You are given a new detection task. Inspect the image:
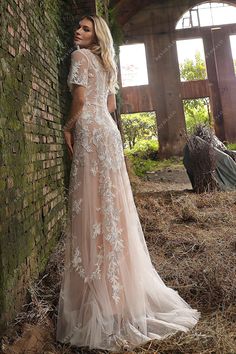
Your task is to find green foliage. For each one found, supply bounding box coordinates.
[122,112,159,177]
[227,143,236,150]
[180,51,211,131]
[183,98,211,133]
[121,112,157,149]
[96,0,107,17]
[126,155,183,177]
[108,6,124,57]
[127,157,160,177]
[124,137,182,177]
[124,139,158,160]
[180,51,207,81]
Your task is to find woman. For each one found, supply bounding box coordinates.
[56,15,200,352]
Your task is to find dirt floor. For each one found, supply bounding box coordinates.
[1,167,236,354]
[145,166,191,191]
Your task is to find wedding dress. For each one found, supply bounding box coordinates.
[56,47,200,352]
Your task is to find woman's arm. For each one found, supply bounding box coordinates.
[107,94,116,113]
[63,85,86,159]
[63,85,86,132]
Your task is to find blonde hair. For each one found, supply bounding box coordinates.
[80,15,118,94]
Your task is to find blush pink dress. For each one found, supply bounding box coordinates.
[56,48,200,352]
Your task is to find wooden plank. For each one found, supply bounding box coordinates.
[180,79,210,99]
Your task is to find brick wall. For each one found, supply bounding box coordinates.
[0,0,96,334]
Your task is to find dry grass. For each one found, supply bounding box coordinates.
[1,184,236,354]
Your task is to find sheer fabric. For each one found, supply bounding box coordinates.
[56,48,200,352]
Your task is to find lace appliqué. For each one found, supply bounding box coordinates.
[67,49,125,304]
[70,61,88,87]
[72,248,85,278]
[72,246,104,282]
[68,159,81,196]
[90,161,98,176]
[78,126,93,153]
[99,173,124,304]
[92,127,124,172]
[72,198,82,216]
[92,222,101,239]
[67,53,88,91]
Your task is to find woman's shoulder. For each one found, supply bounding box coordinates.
[71,47,91,62]
[71,47,105,71]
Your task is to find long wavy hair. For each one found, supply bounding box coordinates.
[79,15,118,94]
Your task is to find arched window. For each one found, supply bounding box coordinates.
[176,2,236,29]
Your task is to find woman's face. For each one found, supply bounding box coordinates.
[74,18,96,48]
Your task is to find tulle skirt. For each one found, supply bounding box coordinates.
[56,114,200,352]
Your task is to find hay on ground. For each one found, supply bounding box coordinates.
[1,186,236,354]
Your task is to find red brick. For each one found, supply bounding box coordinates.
[7,25,15,37]
[8,45,16,57]
[7,4,14,16]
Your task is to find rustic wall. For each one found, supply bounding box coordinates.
[0,0,97,334]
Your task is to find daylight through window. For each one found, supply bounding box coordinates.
[119,44,149,87]
[176,2,236,29]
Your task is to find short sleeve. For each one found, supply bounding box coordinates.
[67,50,89,92]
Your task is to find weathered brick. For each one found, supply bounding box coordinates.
[7,25,15,37]
[8,45,16,57]
[0,0,98,336]
[7,4,15,16]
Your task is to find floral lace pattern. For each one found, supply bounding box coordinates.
[67,51,88,91]
[72,245,104,282]
[65,49,125,302]
[57,48,200,352]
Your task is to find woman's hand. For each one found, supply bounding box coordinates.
[64,130,74,160]
[62,84,86,160]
